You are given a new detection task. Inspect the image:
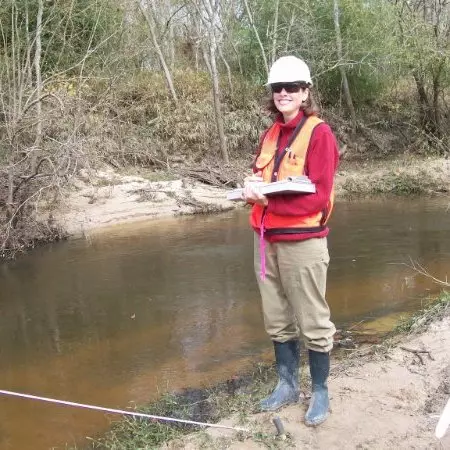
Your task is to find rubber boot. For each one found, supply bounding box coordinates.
[260,340,300,411]
[305,350,330,426]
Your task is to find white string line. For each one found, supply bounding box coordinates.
[0,389,249,432]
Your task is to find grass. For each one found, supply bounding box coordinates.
[341,169,443,197]
[330,291,450,376]
[81,392,209,449]
[393,290,450,334]
[338,157,449,197]
[70,362,306,449]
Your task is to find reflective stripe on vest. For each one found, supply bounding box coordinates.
[250,115,335,234]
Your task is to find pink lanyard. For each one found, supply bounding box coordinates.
[259,215,266,281]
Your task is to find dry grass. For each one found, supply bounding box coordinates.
[394,291,450,334]
[337,156,450,197]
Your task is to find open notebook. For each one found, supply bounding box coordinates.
[227,176,316,201]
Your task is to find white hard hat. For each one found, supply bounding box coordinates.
[267,56,313,86]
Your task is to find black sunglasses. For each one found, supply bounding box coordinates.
[270,83,308,94]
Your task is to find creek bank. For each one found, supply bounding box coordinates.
[55,168,236,237]
[55,156,450,238]
[89,294,450,450]
[192,314,450,450]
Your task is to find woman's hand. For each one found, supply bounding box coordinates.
[241,172,267,206]
[242,183,268,206]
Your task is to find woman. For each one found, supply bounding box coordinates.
[243,56,339,426]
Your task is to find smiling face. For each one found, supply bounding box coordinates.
[271,84,310,123]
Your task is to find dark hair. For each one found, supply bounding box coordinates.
[265,86,320,117]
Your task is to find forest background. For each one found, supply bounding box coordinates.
[0,0,449,258]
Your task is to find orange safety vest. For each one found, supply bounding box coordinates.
[250,115,335,235]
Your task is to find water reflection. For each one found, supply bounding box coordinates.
[0,197,449,449]
[329,198,450,323]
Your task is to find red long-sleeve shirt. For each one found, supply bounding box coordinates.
[253,111,339,242]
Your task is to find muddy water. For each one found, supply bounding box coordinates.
[0,197,449,449]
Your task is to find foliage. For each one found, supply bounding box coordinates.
[340,157,448,197]
[394,291,450,334]
[228,0,401,106]
[93,71,267,166]
[82,393,197,449]
[0,0,124,75]
[392,2,450,139]
[79,364,291,449]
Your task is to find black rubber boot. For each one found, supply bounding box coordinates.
[260,340,300,411]
[305,350,330,426]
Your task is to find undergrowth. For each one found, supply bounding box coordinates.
[394,291,450,334]
[339,158,449,197]
[72,361,311,449]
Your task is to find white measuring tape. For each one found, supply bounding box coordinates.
[436,397,450,439]
[2,388,447,439]
[0,389,249,432]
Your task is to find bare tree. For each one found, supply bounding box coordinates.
[190,0,229,163]
[206,0,229,163]
[0,0,122,256]
[284,11,295,52]
[271,0,280,65]
[33,0,44,170]
[395,0,450,141]
[333,0,357,132]
[219,47,233,95]
[242,0,269,76]
[138,0,179,103]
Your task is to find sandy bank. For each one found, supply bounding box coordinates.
[56,168,236,236]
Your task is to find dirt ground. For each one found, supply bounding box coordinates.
[54,156,450,237]
[166,316,450,449]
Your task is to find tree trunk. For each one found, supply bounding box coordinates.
[219,47,233,96]
[271,0,280,65]
[284,12,295,52]
[138,2,178,104]
[333,0,357,132]
[33,0,44,172]
[210,41,228,164]
[231,41,243,75]
[6,169,14,222]
[413,72,435,135]
[201,43,212,75]
[199,0,229,163]
[242,0,269,77]
[168,17,175,72]
[25,6,33,84]
[432,61,444,138]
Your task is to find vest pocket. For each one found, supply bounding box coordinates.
[286,158,300,167]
